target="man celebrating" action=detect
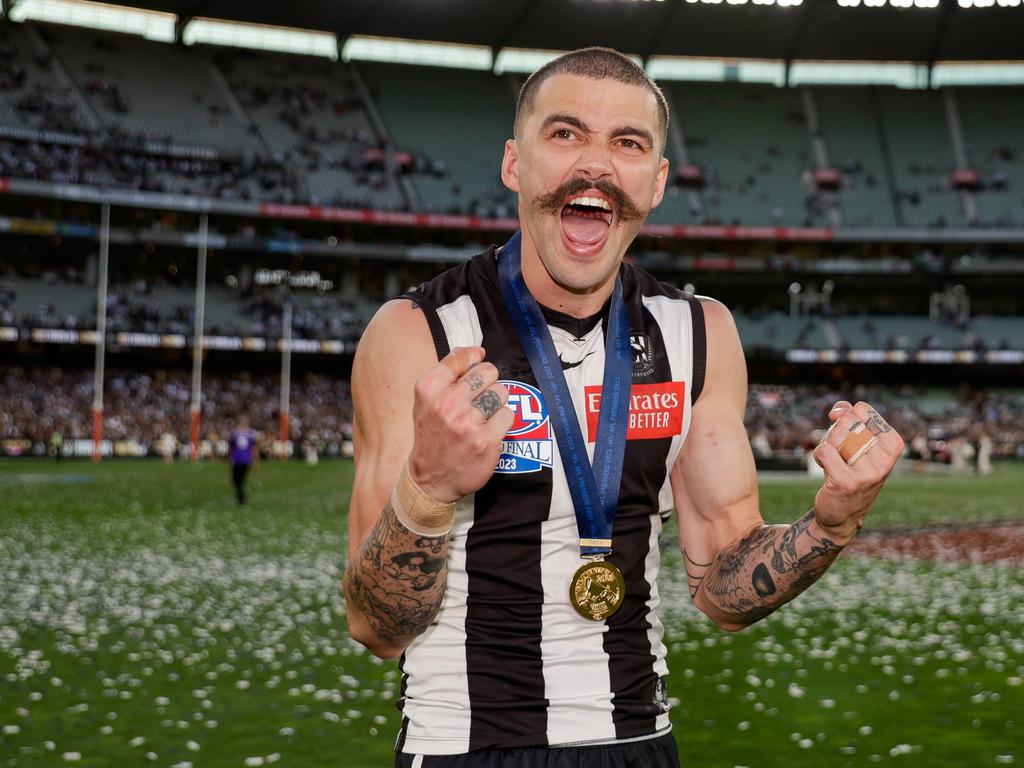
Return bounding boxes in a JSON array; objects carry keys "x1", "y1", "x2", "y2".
[{"x1": 343, "y1": 48, "x2": 903, "y2": 767}]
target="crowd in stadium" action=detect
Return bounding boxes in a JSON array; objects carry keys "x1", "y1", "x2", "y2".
[
  {"x1": 0, "y1": 269, "x2": 366, "y2": 341},
  {"x1": 2, "y1": 365, "x2": 1020, "y2": 466},
  {"x1": 0, "y1": 136, "x2": 307, "y2": 202},
  {"x1": 745, "y1": 383, "x2": 1023, "y2": 465},
  {"x1": 0, "y1": 366, "x2": 353, "y2": 457}
]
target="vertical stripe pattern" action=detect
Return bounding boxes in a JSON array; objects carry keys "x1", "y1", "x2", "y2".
[{"x1": 397, "y1": 250, "x2": 700, "y2": 755}]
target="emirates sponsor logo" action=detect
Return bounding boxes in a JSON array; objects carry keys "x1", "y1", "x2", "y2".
[{"x1": 584, "y1": 381, "x2": 686, "y2": 441}]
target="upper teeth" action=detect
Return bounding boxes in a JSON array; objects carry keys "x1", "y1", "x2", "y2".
[{"x1": 569, "y1": 196, "x2": 611, "y2": 210}]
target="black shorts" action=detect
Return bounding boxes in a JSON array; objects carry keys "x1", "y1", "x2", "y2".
[{"x1": 395, "y1": 733, "x2": 680, "y2": 768}]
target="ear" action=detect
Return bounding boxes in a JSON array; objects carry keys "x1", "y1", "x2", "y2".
[
  {"x1": 649, "y1": 156, "x2": 670, "y2": 210},
  {"x1": 501, "y1": 138, "x2": 520, "y2": 193}
]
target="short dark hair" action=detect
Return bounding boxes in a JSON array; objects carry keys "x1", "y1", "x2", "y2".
[{"x1": 515, "y1": 47, "x2": 669, "y2": 151}]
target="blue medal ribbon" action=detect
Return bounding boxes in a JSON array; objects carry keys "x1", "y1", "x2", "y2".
[{"x1": 497, "y1": 231, "x2": 632, "y2": 558}]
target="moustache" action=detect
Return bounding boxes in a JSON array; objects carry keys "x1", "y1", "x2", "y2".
[{"x1": 534, "y1": 178, "x2": 646, "y2": 223}]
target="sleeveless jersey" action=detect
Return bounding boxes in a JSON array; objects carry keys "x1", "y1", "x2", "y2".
[{"x1": 395, "y1": 247, "x2": 706, "y2": 756}]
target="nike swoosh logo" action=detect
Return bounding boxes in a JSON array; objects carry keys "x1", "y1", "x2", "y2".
[{"x1": 559, "y1": 351, "x2": 597, "y2": 371}]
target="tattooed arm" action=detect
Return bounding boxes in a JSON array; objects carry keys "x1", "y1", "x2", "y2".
[
  {"x1": 343, "y1": 301, "x2": 512, "y2": 659},
  {"x1": 344, "y1": 502, "x2": 452, "y2": 659},
  {"x1": 343, "y1": 299, "x2": 442, "y2": 659},
  {"x1": 672, "y1": 301, "x2": 902, "y2": 631}
]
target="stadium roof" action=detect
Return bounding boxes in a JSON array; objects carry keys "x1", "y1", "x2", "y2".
[{"x1": 92, "y1": 0, "x2": 1024, "y2": 62}]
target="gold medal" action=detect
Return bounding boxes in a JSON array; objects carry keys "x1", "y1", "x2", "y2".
[{"x1": 569, "y1": 560, "x2": 626, "y2": 621}]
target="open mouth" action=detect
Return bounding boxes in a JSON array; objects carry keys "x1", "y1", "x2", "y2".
[{"x1": 560, "y1": 193, "x2": 614, "y2": 253}]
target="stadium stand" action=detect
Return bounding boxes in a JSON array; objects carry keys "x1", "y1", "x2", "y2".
[
  {"x1": 0, "y1": 365, "x2": 354, "y2": 457},
  {"x1": 668, "y1": 82, "x2": 816, "y2": 228},
  {"x1": 3, "y1": 365, "x2": 1020, "y2": 463},
  {"x1": 958, "y1": 86, "x2": 1024, "y2": 228},
  {"x1": 38, "y1": 23, "x2": 261, "y2": 155},
  {"x1": 0, "y1": 267, "x2": 366, "y2": 341},
  {"x1": 812, "y1": 87, "x2": 900, "y2": 228},
  {"x1": 745, "y1": 383, "x2": 1024, "y2": 461},
  {"x1": 0, "y1": 23, "x2": 99, "y2": 135},
  {"x1": 357, "y1": 61, "x2": 516, "y2": 217},
  {"x1": 216, "y1": 49, "x2": 406, "y2": 210},
  {"x1": 874, "y1": 88, "x2": 967, "y2": 228},
  {"x1": 3, "y1": 21, "x2": 1024, "y2": 229}
]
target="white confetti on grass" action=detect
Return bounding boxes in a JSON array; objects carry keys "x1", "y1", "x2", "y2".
[{"x1": 3, "y1": 474, "x2": 1023, "y2": 767}]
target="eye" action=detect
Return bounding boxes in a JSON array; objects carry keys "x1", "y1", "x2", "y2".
[
  {"x1": 552, "y1": 128, "x2": 576, "y2": 141},
  {"x1": 617, "y1": 138, "x2": 644, "y2": 152}
]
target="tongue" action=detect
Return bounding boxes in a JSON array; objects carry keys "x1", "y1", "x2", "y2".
[{"x1": 561, "y1": 212, "x2": 610, "y2": 246}]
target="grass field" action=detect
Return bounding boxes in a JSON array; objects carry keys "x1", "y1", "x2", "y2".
[{"x1": 1, "y1": 460, "x2": 1022, "y2": 767}]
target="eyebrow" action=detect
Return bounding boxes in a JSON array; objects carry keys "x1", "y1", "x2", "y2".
[
  {"x1": 541, "y1": 113, "x2": 589, "y2": 134},
  {"x1": 540, "y1": 113, "x2": 654, "y2": 149},
  {"x1": 609, "y1": 125, "x2": 655, "y2": 149}
]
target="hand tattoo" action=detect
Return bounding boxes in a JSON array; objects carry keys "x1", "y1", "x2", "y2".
[
  {"x1": 465, "y1": 371, "x2": 485, "y2": 392},
  {"x1": 471, "y1": 389, "x2": 502, "y2": 419},
  {"x1": 866, "y1": 409, "x2": 892, "y2": 435}
]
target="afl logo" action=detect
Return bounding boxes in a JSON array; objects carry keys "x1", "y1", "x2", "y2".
[{"x1": 496, "y1": 380, "x2": 554, "y2": 474}]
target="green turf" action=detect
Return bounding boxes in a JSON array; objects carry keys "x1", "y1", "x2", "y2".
[{"x1": 1, "y1": 461, "x2": 1022, "y2": 767}]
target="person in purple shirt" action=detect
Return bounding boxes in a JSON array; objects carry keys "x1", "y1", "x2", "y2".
[{"x1": 229, "y1": 417, "x2": 259, "y2": 504}]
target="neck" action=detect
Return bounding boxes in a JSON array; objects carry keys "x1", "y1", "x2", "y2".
[{"x1": 518, "y1": 233, "x2": 618, "y2": 319}]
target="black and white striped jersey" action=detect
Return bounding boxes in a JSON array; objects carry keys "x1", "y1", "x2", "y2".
[{"x1": 396, "y1": 246, "x2": 706, "y2": 756}]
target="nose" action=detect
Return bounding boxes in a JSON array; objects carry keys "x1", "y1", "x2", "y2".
[{"x1": 574, "y1": 140, "x2": 613, "y2": 181}]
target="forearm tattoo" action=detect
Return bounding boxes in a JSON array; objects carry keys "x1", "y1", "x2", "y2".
[
  {"x1": 688, "y1": 508, "x2": 843, "y2": 627},
  {"x1": 684, "y1": 550, "x2": 711, "y2": 599},
  {"x1": 346, "y1": 502, "x2": 449, "y2": 644}
]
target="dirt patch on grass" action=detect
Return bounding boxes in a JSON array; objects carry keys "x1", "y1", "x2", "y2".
[{"x1": 849, "y1": 521, "x2": 1024, "y2": 565}]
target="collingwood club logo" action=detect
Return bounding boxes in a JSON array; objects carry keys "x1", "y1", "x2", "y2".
[{"x1": 630, "y1": 333, "x2": 655, "y2": 377}]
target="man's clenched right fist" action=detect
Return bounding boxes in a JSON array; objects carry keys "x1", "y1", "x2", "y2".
[{"x1": 407, "y1": 346, "x2": 515, "y2": 504}]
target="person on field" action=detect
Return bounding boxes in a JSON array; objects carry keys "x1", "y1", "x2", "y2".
[
  {"x1": 228, "y1": 417, "x2": 258, "y2": 504},
  {"x1": 49, "y1": 430, "x2": 63, "y2": 462},
  {"x1": 343, "y1": 47, "x2": 905, "y2": 768}
]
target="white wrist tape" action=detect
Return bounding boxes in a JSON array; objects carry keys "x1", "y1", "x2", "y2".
[{"x1": 391, "y1": 461, "x2": 456, "y2": 537}]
